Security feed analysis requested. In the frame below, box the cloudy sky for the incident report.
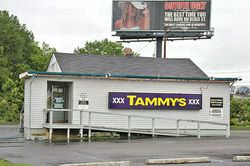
[1,0,250,85]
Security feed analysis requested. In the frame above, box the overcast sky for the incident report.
[1,0,250,85]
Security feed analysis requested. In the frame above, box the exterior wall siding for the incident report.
[72,79,230,130]
[31,78,47,128]
[24,79,31,128]
[24,76,230,131]
[24,77,48,129]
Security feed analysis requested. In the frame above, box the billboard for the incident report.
[112,0,211,32]
[108,92,202,110]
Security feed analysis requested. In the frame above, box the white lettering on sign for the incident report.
[112,98,125,104]
[188,99,200,105]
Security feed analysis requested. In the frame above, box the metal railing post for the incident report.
[197,121,201,139]
[226,123,230,138]
[49,128,52,141]
[88,112,91,140]
[80,111,83,138]
[49,109,53,126]
[80,111,83,126]
[67,128,70,142]
[128,116,131,138]
[177,119,180,136]
[152,118,155,138]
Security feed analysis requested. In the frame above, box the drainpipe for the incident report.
[28,75,36,140]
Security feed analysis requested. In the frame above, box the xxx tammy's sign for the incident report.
[108,92,202,110]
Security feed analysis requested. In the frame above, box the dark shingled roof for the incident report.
[54,52,208,78]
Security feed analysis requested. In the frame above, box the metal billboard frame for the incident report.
[112,0,214,58]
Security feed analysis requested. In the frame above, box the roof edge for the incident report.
[19,71,239,82]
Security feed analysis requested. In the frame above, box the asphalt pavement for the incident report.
[0,125,250,166]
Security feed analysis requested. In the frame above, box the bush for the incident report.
[0,79,23,122]
[230,118,240,126]
[230,98,250,126]
[248,111,250,122]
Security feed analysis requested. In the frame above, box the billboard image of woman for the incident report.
[114,1,150,30]
[112,0,211,32]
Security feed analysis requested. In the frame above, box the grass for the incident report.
[0,119,19,125]
[0,159,31,166]
[231,126,250,130]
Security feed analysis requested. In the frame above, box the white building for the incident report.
[20,53,238,140]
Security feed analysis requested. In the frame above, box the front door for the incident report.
[52,86,68,122]
[47,82,71,123]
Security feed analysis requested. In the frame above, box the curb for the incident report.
[145,157,210,165]
[233,156,250,162]
[59,161,131,166]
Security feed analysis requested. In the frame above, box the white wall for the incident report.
[47,54,61,72]
[24,76,230,130]
[24,77,48,128]
[72,78,230,129]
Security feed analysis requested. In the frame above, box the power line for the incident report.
[136,42,152,53]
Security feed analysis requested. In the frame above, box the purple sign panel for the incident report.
[108,92,202,110]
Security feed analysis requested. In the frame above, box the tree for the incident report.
[0,79,23,121]
[0,11,55,121]
[236,86,250,96]
[0,11,55,80]
[230,98,250,126]
[0,11,34,79]
[28,42,56,71]
[74,38,139,57]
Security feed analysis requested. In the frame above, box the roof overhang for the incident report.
[19,71,240,83]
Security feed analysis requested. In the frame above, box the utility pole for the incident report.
[163,26,167,59]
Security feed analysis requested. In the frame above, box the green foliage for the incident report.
[0,79,24,121]
[0,159,31,166]
[230,98,250,126]
[0,11,34,79]
[74,39,124,56]
[0,119,19,125]
[0,11,55,122]
[74,38,134,57]
[231,125,250,130]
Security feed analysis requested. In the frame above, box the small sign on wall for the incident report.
[210,98,223,108]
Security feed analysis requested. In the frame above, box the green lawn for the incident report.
[231,126,250,130]
[0,119,19,125]
[0,159,31,166]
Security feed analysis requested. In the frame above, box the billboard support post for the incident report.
[156,38,163,58]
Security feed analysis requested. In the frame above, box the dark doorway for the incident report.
[47,81,72,123]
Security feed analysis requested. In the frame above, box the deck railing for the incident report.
[43,109,230,140]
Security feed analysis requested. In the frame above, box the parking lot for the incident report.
[0,125,250,166]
